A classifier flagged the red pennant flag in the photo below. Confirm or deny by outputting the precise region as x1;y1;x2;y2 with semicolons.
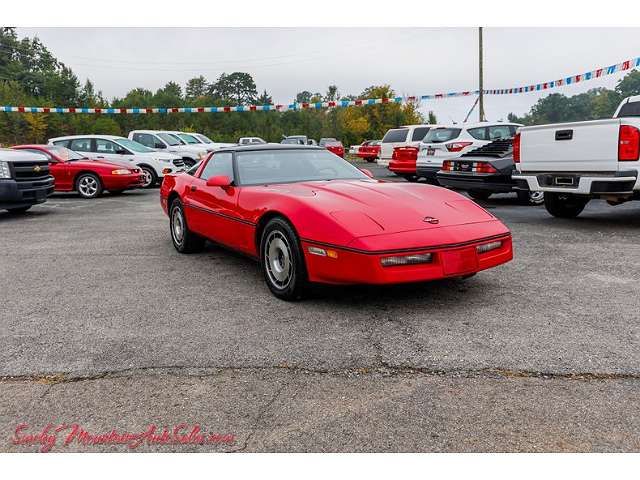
249;105;257;111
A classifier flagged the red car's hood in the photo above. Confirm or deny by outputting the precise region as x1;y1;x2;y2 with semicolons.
266;180;499;237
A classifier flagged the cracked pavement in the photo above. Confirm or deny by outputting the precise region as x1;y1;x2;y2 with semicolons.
1;165;639;452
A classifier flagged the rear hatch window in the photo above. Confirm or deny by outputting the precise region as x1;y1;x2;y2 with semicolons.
382;128;409;143
423;128;462;143
617;101;640;118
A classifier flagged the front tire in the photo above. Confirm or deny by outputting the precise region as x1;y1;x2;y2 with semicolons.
140;166;157;189
76;173;103;199
169;199;205;253
544;192;589;218
260;217;309;301
6;206;31;214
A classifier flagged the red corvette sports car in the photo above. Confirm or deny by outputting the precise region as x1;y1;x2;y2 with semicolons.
12;144;145;198
160;145;513;300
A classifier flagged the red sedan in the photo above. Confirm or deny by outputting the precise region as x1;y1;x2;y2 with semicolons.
357;140;381;162
389;146;420;182
161;145;512;300
319;138;344;158
12;144;145;198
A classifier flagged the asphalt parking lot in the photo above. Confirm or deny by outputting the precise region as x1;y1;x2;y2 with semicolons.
1;164;640;452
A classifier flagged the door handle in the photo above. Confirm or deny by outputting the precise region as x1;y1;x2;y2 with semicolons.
96;156;104;159
190;185;197;192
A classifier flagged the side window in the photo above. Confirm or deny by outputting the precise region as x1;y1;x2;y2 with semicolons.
95;139;124;154
411;127;430;141
508;125;519;136
488;125;512;140
133;133;154;148
467;127;488;140
69;138;92;152
52;140;70;148
200;152;234;181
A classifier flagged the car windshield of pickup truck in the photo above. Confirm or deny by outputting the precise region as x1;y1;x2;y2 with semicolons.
178;133;200;144
617;101;640;117
423;128;462;143
116;138;155;153
158;133;182;146
195;134;214;144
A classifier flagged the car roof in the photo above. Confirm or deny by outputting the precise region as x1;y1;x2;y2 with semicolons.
213;144;325;154
0;148;46;161
49;134;125;141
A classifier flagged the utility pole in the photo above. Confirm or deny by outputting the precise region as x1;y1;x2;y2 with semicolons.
478;26;486;122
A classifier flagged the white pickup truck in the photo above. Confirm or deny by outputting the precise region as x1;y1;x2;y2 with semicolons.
513;96;640;218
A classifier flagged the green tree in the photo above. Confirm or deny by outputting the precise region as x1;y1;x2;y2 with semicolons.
185;76;209;99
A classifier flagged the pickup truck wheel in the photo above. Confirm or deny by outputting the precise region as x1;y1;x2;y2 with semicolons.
169;199;205;253
6;206;31;214
260;217;309;301
468;190;491;201
544;192;589;218
76;173;103;199
140;167;157;189
517;190;545;206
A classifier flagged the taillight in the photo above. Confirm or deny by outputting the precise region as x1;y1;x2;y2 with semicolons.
475;162;498;174
442;160;453;171
513;133;521;163
618;125;640;161
445;142;473;152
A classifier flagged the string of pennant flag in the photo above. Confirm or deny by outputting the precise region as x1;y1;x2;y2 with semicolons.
2;56;639;114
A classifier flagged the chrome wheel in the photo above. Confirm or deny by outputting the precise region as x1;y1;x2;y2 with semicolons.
171;206;184;246
78;175;99;198
141;168;154;188
264;230;293;289
529;191;544;205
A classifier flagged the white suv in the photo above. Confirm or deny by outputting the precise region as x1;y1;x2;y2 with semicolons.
378;124;439;166
174;131;235;150
416;122;521;183
128;130;209;168
48;135;184;188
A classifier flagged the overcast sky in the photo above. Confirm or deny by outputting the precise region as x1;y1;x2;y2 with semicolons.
17;27;640;123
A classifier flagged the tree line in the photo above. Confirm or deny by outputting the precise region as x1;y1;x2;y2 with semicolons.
0;28;424;146
2;27;640;147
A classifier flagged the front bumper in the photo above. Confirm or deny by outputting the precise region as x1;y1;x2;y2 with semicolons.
512;172;638;195
437;171;515;193
103;173;146;191
301;234;512;285
0;176;55;209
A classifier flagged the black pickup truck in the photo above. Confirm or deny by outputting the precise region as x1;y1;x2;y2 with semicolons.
0;149;54;214
435;137;544;205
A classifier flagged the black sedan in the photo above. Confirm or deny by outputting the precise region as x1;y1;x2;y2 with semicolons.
435;138;544;205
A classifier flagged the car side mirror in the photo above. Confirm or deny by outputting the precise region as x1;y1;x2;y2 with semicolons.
360;168;374;178
206;175;232;188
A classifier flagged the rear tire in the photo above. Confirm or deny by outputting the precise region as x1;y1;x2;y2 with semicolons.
544;192;589;218
169;198;205;253
517;190;544;206
260;217;309;301
468;190;491;201
76;173;103;199
403;175;419;182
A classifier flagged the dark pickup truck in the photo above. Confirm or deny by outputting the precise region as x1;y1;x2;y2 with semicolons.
436;137;544;205
0;149;54;213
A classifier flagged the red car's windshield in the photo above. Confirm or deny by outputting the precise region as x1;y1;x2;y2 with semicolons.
46;145;86;161
235;149;369;185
